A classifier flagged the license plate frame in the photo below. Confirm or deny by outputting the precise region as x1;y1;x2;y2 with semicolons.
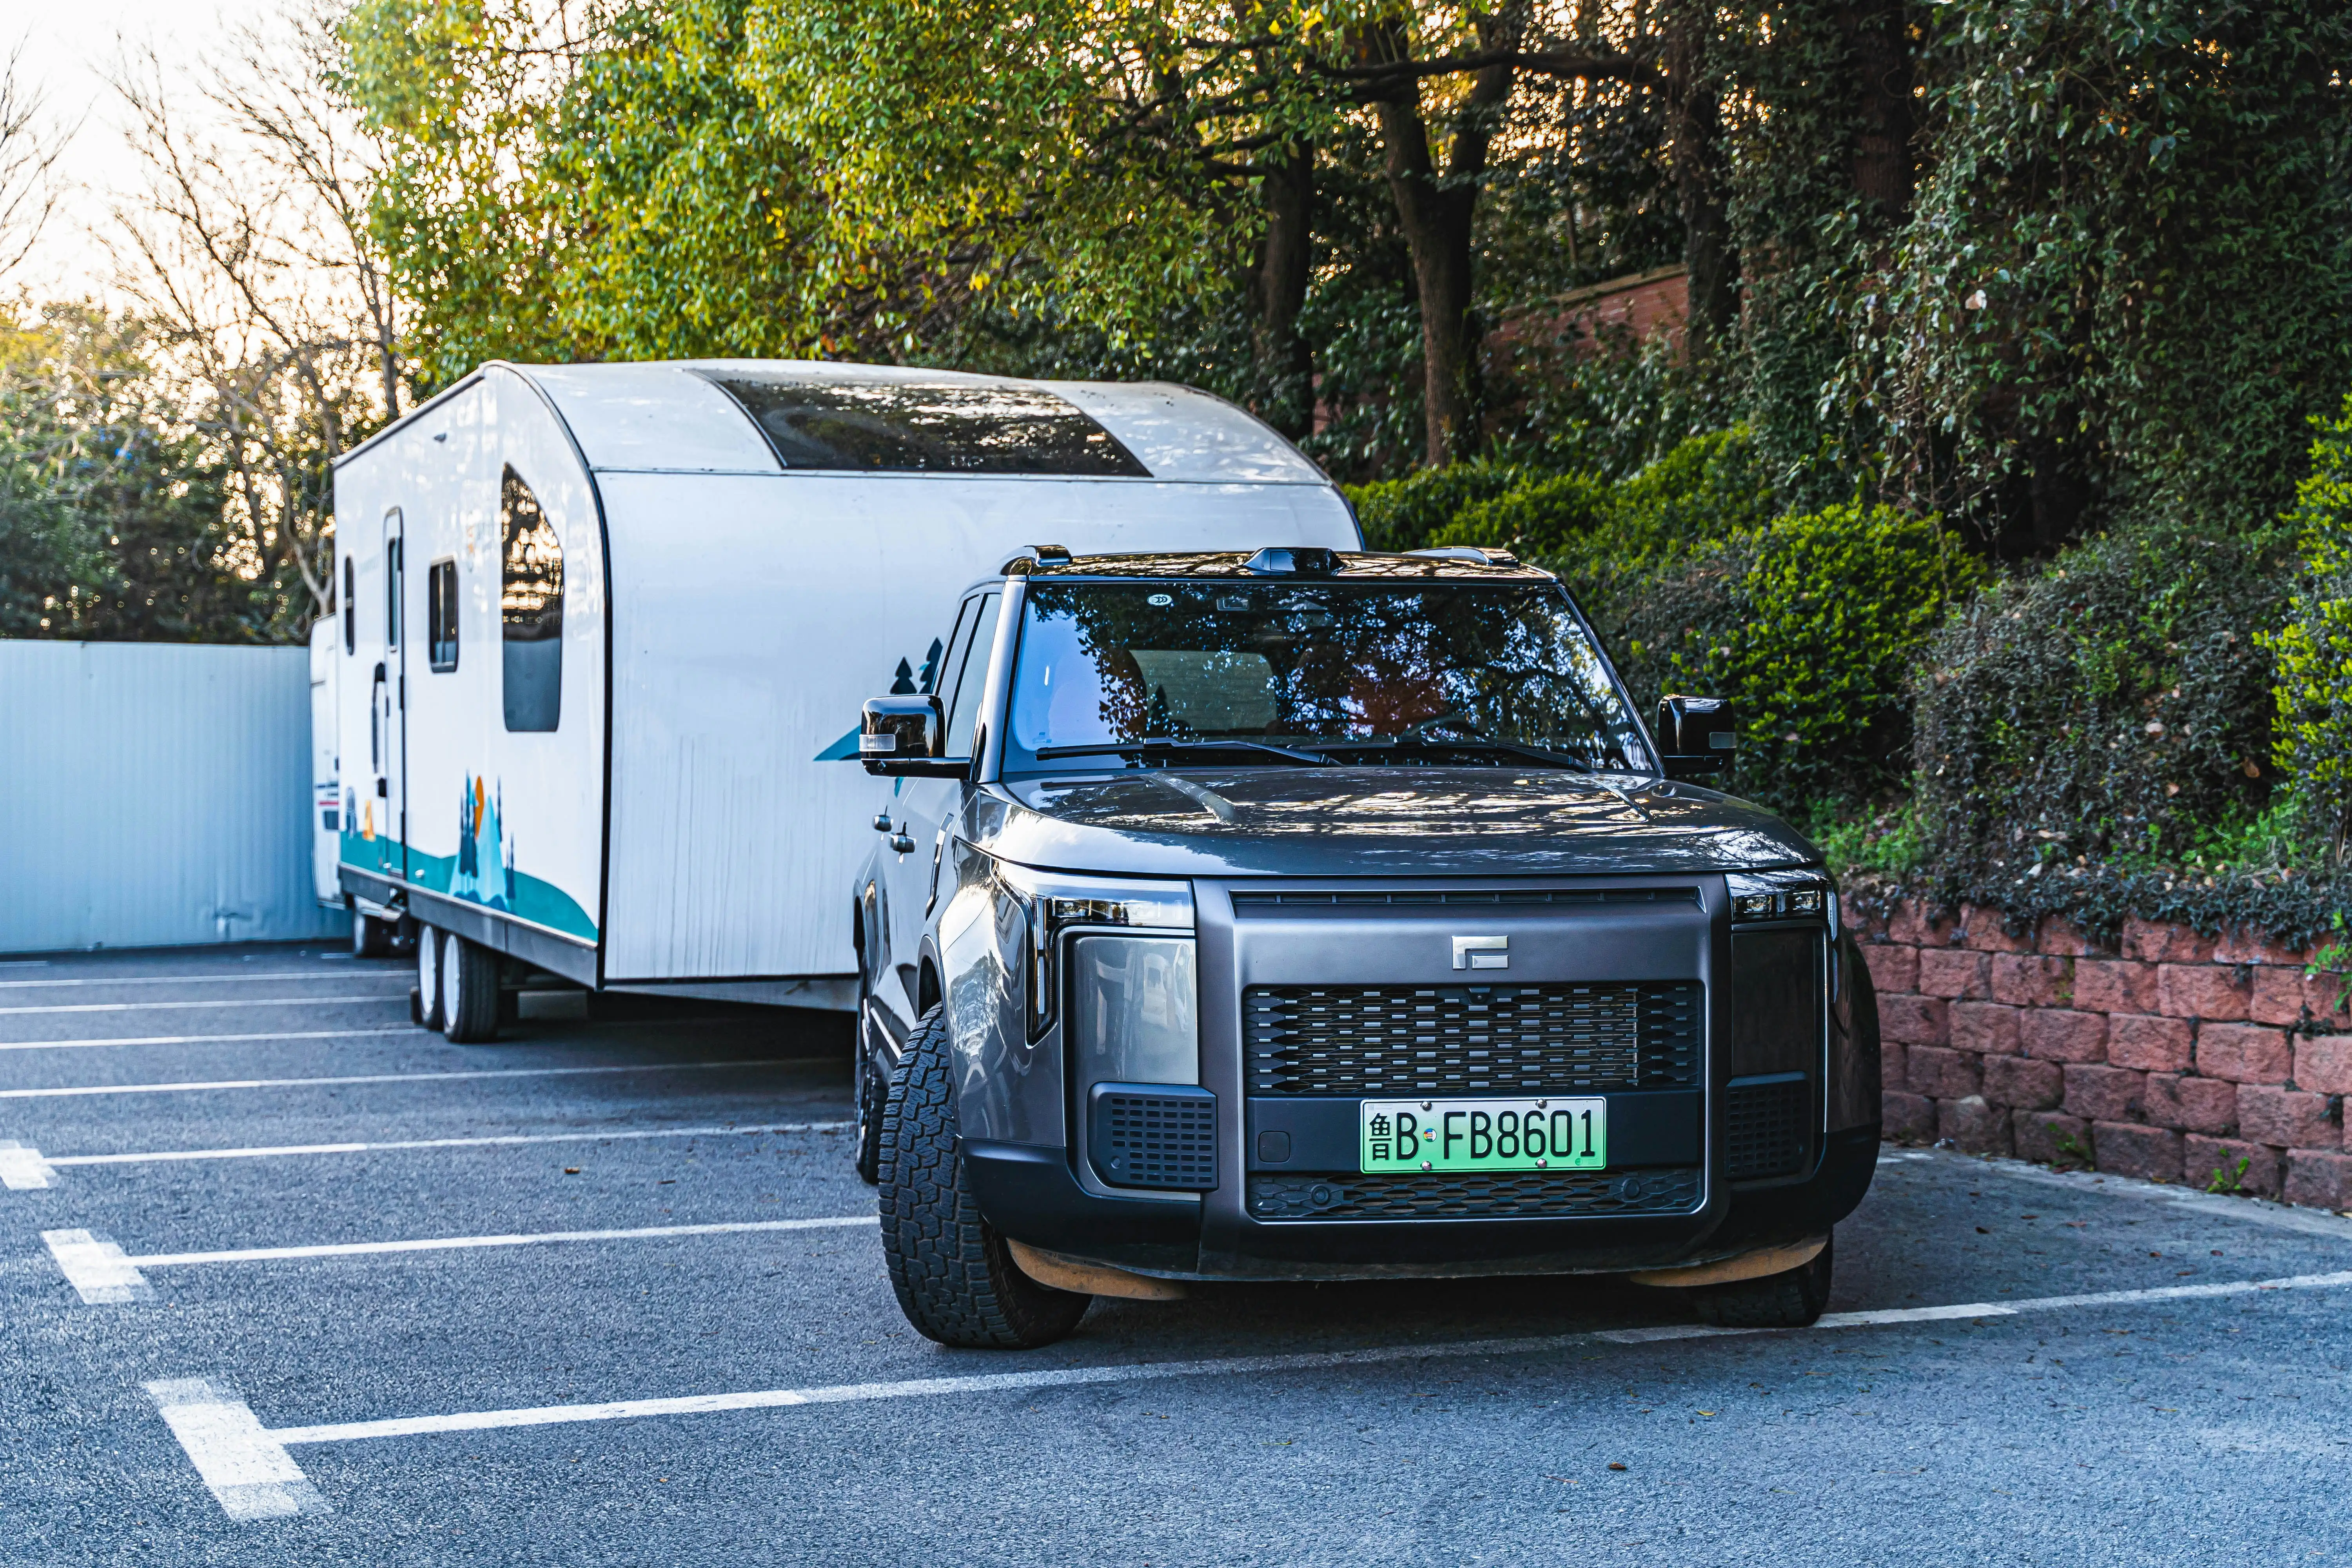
1359;1097;1607;1174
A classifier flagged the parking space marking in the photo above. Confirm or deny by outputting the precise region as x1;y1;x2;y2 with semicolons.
146;1379;326;1521
0;1028;421;1054
0;996;402;1017
122;1214;876;1269
0;1139;52;1188
27;1120;851;1178
42;1229;154;1302
211;1265;2352;1463
0;1059;798;1100
0;971;395;990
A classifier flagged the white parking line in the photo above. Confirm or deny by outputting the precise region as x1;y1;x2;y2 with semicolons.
0;1028;421;1054
42;1229;154;1302
20;1120;850;1181
53;1215;873;1298
0;1058;799;1100
0;971;393;990
0;996;401;1016
140;1263;2352;1521
147;1379;327;1520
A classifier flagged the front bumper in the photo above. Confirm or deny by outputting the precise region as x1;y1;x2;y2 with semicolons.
966;1123;1880;1283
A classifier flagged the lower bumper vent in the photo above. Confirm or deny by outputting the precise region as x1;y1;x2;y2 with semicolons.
1089;1084;1216;1191
1724;1074;1811;1180
1246;1166;1700;1222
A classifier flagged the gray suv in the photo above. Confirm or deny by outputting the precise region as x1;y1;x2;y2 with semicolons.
850;546;1879;1349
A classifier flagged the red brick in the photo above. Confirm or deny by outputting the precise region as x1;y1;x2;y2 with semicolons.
1880;994;1950;1047
1907;1045;1982;1100
2125;918;2216;965
2183;1135;2283;1197
2141;1074;2237;1136
2214;926;2309;967
2073;960;2158;1016
2036;917;2105;958
1982;1053;2063;1111
1879;1039;1908;1091
2062;1064;2145;1123
2105;1014;2194;1073
2014;1111;2091;1166
1949;1002;2022;1057
1885;902;1952;947
1989;954;2072;1007
1862;943;1919;996
2019;1009;2107;1063
2194;1023;2293;1085
2293;1036;2352;1096
1960;905;2032;953
2250;966;2352;1027
2283;1149;2352;1211
2158;964;2251;1022
1882;1091;1937;1143
2235;1086;2338;1150
2094;1122;2184;1183
1938;1095;2013;1155
1919;949;1991;1000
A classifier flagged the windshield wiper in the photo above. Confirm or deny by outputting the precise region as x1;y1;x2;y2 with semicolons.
1034;736;1334;766
1312;736;1597;771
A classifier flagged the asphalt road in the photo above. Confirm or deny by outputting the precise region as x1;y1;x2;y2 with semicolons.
3;943;2349;1566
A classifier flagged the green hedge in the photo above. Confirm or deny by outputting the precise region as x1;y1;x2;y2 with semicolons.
2263;394;2352;865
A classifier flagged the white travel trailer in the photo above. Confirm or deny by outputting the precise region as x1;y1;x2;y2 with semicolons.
321;360;1358;1031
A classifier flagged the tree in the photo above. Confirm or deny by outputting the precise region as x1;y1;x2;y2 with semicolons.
0;38;69;281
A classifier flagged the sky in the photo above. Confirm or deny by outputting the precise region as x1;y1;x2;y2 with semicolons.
6;0;237;301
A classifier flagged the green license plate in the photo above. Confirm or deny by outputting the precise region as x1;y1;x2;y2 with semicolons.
1359;1097;1606;1174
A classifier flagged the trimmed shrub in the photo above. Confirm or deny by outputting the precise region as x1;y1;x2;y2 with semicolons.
2262;394;2352;864
1346;461;1528;553
1913;521;2294;878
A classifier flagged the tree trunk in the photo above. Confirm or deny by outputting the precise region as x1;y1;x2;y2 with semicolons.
1663;5;1737;352
1840;0;1916;216
1370;18;1520;468
1252;144;1315;440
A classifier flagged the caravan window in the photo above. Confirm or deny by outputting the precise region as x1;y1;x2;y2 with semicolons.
384;535;401;650
342;558;355;653
501;467;563;731
944;594;1002;759
696;374;1148;477
427;559;459;672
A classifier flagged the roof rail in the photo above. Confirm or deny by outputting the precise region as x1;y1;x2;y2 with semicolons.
1242;546;1339;575
1405;546;1520;567
1000;543;1074;575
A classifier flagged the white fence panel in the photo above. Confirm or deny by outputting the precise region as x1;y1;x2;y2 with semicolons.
0;640;345;953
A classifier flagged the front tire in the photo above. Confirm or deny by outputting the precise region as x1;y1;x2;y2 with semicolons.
1689;1233;1835;1328
879;1004;1090;1349
441;932;501;1044
416;926;445;1031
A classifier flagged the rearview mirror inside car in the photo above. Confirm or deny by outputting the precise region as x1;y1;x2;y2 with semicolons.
859;696;967;778
1656;694;1737;782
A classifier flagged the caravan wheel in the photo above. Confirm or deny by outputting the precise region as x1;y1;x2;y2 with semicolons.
441;934;501;1043
416;927;445;1030
352;911;397;959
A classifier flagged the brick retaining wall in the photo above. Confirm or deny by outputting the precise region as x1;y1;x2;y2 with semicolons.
1857;901;2352;1209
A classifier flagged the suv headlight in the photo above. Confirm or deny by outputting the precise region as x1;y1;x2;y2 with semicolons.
994;864;1193;1054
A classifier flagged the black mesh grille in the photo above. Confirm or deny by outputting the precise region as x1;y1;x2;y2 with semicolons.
1243;982;1700;1096
1724;1076;1811;1180
1246;1166;1700;1221
1231;889;1700;912
1091;1089;1217;1190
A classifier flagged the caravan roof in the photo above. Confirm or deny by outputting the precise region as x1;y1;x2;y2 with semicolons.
339;360;1330;486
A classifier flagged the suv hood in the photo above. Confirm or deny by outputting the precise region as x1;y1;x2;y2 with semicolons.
971;766;1817;879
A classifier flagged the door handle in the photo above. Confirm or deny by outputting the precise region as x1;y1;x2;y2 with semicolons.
888;832;916;855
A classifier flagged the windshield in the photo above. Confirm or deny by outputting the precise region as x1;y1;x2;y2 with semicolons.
1004;579;1651;771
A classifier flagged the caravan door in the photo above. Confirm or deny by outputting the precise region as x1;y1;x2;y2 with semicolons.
370;509;409;883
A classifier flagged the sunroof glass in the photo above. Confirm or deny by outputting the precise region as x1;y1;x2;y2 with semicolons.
697;374;1149;477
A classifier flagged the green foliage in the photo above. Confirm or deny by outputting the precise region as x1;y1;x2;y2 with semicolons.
1346;461;1532;554
2262;393;2352;862
1913;519;2294;878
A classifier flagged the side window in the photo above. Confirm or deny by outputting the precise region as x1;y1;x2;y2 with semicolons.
944;593;1002;759
427;560;459;672
923;602;974;698
501;466;563;732
342;557;355;654
384;535;401;650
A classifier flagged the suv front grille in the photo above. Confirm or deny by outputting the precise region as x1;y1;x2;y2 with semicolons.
1246;1166;1701;1221
1724;1074;1811;1180
1244;982;1700;1096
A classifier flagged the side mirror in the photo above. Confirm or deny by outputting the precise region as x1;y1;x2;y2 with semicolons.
1656;693;1736;781
859;696;966;778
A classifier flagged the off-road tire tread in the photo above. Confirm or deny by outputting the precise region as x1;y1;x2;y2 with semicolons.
879;1004;1089;1348
1689;1234;1834;1328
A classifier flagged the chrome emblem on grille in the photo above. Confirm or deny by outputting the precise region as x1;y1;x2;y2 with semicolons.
1452;935;1509;971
